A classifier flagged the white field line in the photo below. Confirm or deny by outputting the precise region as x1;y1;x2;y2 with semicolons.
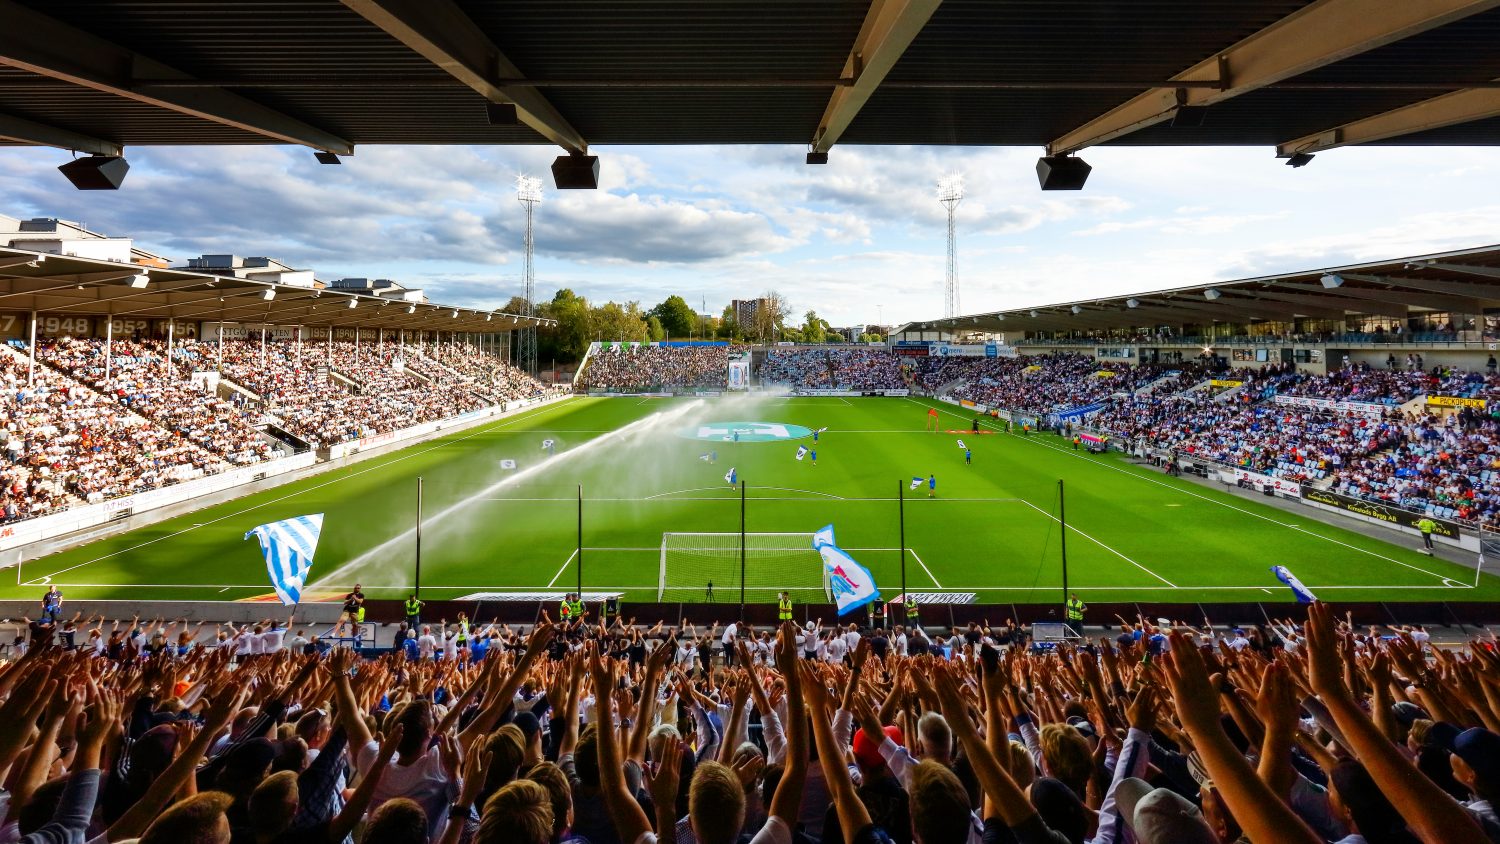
907;548;942;589
547;548;579;587
480;496;1026;502
911;398;1458;586
1016;499;1177;587
33;580;1469;593
25;398;578;586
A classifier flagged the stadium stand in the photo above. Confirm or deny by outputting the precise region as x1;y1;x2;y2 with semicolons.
758;348;905;390
578;345;733;391
0;606;1495;844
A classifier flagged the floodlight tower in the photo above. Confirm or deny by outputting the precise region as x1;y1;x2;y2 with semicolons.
517;174;543;376
937;172;964;318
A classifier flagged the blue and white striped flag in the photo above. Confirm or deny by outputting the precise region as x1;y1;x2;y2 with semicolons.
910;476;924;490
1271;565;1317;604
725;467;737;486
246;514;324;606
795;445;808;461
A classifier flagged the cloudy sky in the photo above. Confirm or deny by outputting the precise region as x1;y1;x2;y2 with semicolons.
2;142;1498;327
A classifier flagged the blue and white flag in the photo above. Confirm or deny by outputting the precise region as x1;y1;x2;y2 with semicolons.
795;445;808;461
245;514;324;606
811;523;880;616
725;467;737;486
699;452;714;462
541;438;556;451
957;439;967;450
910;476;925;490
815;427;828;434
812;524;835;550
1271;565;1317;604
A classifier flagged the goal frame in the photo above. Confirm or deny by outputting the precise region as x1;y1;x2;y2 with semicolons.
658;531;831;601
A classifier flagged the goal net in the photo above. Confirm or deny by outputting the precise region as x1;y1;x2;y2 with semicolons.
659;532;831;603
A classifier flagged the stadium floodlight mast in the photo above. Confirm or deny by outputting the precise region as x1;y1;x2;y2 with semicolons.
517;173;543;376
937;172;964;319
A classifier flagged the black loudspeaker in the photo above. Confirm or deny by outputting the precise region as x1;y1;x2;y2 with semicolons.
551;154;600;189
805;151;829;165
486;102;518;125
58;156;129;190
604;596;620;620
1170;106;1208;127
1035;155;1091;191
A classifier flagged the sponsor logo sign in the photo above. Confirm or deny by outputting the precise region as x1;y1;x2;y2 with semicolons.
1301;487;1459;538
1427;395;1486;410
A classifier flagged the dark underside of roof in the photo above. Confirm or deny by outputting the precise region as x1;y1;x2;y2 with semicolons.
0;0;1496;150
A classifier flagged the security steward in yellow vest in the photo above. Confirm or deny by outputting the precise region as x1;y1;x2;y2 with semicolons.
778;592;793;622
1066;593;1086;626
404;595;423;628
906;595;920;626
568;596;585;622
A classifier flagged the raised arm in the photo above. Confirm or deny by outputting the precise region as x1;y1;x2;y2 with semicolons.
589;646;654;844
1303;602;1489;844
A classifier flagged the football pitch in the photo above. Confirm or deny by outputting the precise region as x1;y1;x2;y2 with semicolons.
4;394;1496;606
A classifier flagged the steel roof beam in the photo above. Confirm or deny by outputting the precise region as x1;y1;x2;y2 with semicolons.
1240;287;1399;317
339;0;587;153
0;1;352;154
1277;85;1500;156
1407;261;1500;280
0;111;121;156
812;0;943;153
1048;0;1500;155
1279;281;1483;313
1339;273;1500;301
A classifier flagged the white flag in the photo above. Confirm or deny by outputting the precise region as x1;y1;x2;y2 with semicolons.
957;439;967;450
795;445;808;461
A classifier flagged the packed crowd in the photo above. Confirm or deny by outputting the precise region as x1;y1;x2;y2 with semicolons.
218;340;488;448
409;343;550;404
3;603;1499;844
946;355;1167;417
0;347;223;519
579;346;733;391
759;349;905;390
33;337;277;467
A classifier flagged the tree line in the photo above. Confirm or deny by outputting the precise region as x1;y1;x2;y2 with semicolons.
502;290;884;364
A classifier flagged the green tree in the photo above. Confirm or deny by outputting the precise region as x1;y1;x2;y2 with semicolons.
646;315;665;341
801;310;827;344
650;295;697;340
717;305;740;341
546;288;591;361
592;300;650;344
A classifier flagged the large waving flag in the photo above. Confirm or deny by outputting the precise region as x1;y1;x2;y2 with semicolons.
725;467;738;486
1271;565;1317;604
910;476;925;490
246;514;324;606
795;445;809;461
812;523;880;616
957;439;967;450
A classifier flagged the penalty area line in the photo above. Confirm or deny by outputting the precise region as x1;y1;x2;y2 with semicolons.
1017;498;1177;588
547;549;579;588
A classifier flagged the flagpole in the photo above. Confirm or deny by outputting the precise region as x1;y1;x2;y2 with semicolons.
898;479;907;608
577;484;584;598
739;480;747;618
1058;479;1069;612
414;476;423;598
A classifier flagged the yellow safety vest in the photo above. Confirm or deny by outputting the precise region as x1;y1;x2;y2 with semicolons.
569;600;583;618
778;597;793;620
559;601;572;620
404;599;421;616
1066;599;1085;621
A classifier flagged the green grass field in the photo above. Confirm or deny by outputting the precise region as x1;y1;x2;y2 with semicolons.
4;394;1496;606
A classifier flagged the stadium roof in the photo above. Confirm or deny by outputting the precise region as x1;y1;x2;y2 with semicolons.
897;244;1500;335
0;0;1499;170
0;246;551;332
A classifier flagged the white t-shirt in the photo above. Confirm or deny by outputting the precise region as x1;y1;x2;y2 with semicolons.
355;740;458;841
260;627;286;652
826;637;848;662
638;814;791;844
418;634;436;659
843;630;861;651
722;624;738;646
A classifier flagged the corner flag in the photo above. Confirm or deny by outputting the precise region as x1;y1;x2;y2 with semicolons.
811;523;879;616
1271;565;1317;604
725;467;738;486
246;514;324;606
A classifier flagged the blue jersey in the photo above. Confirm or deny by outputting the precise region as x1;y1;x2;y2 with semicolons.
929;477;936;489
810;450;817;461
471;637;490;662
402;637;419;660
